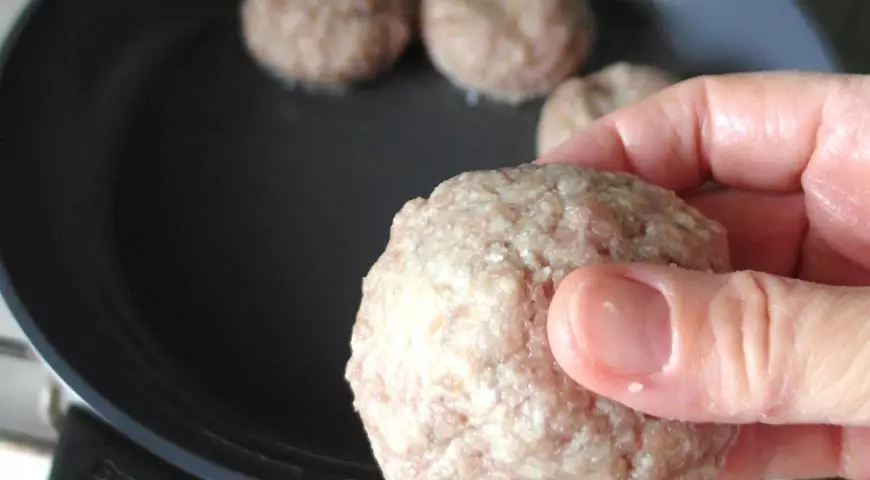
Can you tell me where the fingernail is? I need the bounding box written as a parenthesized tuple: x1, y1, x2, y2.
(568, 274, 672, 376)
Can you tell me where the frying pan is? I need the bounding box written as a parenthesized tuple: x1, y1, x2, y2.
(0, 0, 839, 478)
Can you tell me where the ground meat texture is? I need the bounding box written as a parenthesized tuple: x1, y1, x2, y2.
(240, 0, 414, 87)
(420, 0, 595, 105)
(536, 63, 675, 156)
(345, 163, 739, 480)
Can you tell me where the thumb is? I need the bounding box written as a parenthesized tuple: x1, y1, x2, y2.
(547, 263, 870, 426)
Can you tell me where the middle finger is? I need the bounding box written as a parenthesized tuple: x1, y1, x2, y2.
(686, 189, 805, 276)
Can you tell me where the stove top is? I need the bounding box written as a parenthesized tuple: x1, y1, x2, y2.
(52, 407, 195, 480)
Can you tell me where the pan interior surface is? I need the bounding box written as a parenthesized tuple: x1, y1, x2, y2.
(113, 19, 543, 468)
(0, 0, 836, 477)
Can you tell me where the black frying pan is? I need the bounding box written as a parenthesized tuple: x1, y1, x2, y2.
(0, 0, 839, 478)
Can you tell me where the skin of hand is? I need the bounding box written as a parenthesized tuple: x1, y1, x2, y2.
(537, 72, 870, 480)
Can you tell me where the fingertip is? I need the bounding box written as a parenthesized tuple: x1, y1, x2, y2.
(548, 264, 736, 424)
(533, 117, 633, 173)
(548, 268, 592, 382)
(548, 266, 679, 416)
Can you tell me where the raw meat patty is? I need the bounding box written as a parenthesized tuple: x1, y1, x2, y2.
(421, 0, 595, 104)
(537, 62, 675, 156)
(345, 163, 739, 479)
(240, 0, 414, 86)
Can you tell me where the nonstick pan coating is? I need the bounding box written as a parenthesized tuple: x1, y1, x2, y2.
(0, 0, 838, 478)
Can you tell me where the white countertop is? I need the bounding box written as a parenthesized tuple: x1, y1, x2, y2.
(0, 4, 58, 478)
(0, 0, 28, 342)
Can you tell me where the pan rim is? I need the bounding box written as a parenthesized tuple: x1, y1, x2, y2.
(781, 1, 844, 73)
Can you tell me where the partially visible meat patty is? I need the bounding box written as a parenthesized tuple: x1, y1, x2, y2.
(241, 0, 414, 87)
(537, 63, 674, 155)
(421, 0, 595, 104)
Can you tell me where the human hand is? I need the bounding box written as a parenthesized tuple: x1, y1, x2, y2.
(538, 73, 870, 479)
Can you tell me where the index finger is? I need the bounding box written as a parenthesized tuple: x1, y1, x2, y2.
(536, 72, 867, 193)
(720, 424, 870, 480)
